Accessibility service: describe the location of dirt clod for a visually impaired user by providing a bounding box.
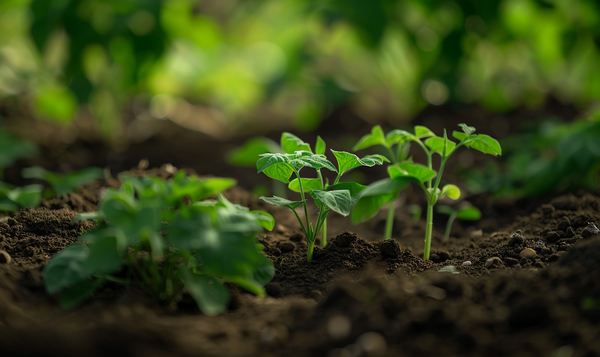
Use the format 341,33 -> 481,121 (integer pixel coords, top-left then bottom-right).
289,233 -> 304,242
279,242 -> 296,253
485,257 -> 504,269
379,239 -> 401,258
557,217 -> 571,231
0,250 -> 11,263
545,231 -> 561,243
332,231 -> 357,248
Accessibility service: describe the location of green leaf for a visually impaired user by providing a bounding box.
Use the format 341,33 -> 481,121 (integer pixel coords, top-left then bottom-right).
425,137 -> 456,157
43,244 -> 91,294
415,126 -> 436,139
437,205 -> 455,216
294,153 -> 337,172
440,184 -> 461,200
315,136 -> 326,155
59,278 -> 105,309
178,266 -> 229,316
351,177 -> 411,223
332,150 -> 388,175
74,212 -> 102,221
6,184 -> 42,208
22,166 -> 104,196
327,182 -> 367,205
310,190 -> 353,216
456,206 -> 482,221
281,132 -> 312,154
452,131 -> 469,142
459,123 -> 476,136
388,163 -> 437,184
226,137 -> 281,167
259,196 -> 305,210
288,178 -> 323,192
385,129 -> 415,146
250,210 -> 275,231
0,130 -> 37,169
81,236 -> 123,274
353,125 -> 386,151
257,153 -> 295,183
469,135 -> 502,156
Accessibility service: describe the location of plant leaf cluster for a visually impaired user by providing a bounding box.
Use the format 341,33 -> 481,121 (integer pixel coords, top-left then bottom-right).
352,124 -> 500,260
257,133 -> 385,260
22,166 -> 104,197
44,172 -> 274,315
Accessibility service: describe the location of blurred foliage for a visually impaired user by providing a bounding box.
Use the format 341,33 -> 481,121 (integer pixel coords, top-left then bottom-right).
465,111 -> 600,197
1,0 -> 599,134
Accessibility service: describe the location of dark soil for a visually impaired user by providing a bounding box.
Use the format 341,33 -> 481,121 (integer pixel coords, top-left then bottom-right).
1,103 -> 599,357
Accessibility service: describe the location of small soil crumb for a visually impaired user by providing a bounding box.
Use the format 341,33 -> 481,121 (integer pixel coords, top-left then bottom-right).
279,242 -> 296,253
520,248 -> 537,258
565,227 -> 576,238
541,204 -> 555,215
289,233 -> 304,242
0,250 -> 11,264
545,231 -> 561,243
332,231 -> 358,248
557,217 -> 571,231
461,261 -> 471,267
509,231 -> 525,246
379,240 -> 401,258
485,257 -> 504,269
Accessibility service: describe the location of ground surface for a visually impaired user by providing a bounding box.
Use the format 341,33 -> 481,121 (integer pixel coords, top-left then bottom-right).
1,103 -> 599,357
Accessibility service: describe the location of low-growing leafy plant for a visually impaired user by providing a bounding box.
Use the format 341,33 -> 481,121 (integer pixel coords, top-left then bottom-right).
352,125 -> 411,239
0,181 -> 42,211
352,124 -> 501,260
22,166 -> 104,197
437,203 -> 482,239
43,172 -> 275,315
257,133 -> 386,261
0,121 -> 38,179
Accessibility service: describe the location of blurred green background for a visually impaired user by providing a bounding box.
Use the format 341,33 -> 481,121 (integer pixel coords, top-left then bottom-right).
1,0 -> 600,137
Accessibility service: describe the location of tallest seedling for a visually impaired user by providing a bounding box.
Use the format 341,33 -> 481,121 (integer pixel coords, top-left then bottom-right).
352,124 -> 501,260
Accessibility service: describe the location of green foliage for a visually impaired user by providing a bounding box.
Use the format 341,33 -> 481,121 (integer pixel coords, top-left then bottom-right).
0,124 -> 37,170
0,182 -> 43,212
258,133 -> 385,260
227,137 -> 281,167
437,204 -> 482,239
353,124 -> 501,260
22,166 -> 104,196
43,172 -> 274,315
465,115 -> 600,197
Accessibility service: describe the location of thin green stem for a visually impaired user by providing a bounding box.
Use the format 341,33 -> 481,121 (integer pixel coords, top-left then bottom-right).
384,200 -> 396,240
307,240 -> 315,262
423,200 -> 434,260
294,170 -> 313,238
444,212 -> 457,239
321,219 -> 327,247
385,146 -> 398,164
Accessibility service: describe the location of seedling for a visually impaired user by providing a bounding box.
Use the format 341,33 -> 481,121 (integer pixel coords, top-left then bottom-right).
352,124 -> 501,260
22,166 -> 104,197
437,203 -> 482,239
257,133 -> 386,261
0,122 -> 38,180
352,125 -> 411,239
43,172 -> 275,315
0,181 -> 42,211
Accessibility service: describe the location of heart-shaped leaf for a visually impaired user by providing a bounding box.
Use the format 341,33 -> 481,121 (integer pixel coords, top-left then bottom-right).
440,184 -> 461,200
250,210 -> 275,231
332,150 -> 388,175
351,177 -> 411,223
257,153 -> 295,183
415,126 -> 436,139
281,132 -> 312,154
469,135 -> 502,156
310,189 -> 352,216
425,137 -> 456,157
288,178 -> 323,192
388,163 -> 437,184
353,125 -> 386,151
452,131 -> 469,143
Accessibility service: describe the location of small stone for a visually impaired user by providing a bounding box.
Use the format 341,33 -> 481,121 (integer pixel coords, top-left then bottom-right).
545,231 -> 561,243
509,231 -> 524,246
327,314 -> 351,340
0,250 -> 11,264
581,222 -> 600,238
541,204 -> 555,215
279,242 -> 295,253
461,261 -> 472,267
470,229 -> 483,237
380,239 -> 401,258
356,331 -> 388,356
289,233 -> 303,242
557,217 -> 571,231
520,248 -> 537,258
533,241 -> 546,252
565,227 -> 576,238
485,257 -> 504,269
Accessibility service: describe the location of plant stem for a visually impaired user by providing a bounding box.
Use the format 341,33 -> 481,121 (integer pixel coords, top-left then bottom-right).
307,240 -> 315,262
444,212 -> 457,239
423,200 -> 434,260
321,219 -> 327,247
384,200 -> 396,240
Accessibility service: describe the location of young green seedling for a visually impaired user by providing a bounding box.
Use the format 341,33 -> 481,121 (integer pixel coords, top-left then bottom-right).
352,125 -> 411,239
0,123 -> 38,180
22,166 -> 104,197
352,124 -> 501,260
437,203 -> 481,239
44,172 -> 275,315
0,181 -> 42,211
258,133 -> 386,261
